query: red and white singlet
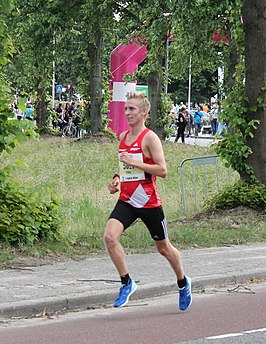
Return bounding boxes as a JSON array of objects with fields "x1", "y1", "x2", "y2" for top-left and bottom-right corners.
[{"x1": 118, "y1": 128, "x2": 162, "y2": 208}]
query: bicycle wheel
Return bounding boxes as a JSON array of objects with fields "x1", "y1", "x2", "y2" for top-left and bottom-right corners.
[
  {"x1": 71, "y1": 126, "x2": 77, "y2": 137},
  {"x1": 62, "y1": 125, "x2": 76, "y2": 138},
  {"x1": 62, "y1": 126, "x2": 70, "y2": 137}
]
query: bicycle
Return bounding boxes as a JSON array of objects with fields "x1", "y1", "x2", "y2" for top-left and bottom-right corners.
[{"x1": 62, "y1": 117, "x2": 77, "y2": 138}]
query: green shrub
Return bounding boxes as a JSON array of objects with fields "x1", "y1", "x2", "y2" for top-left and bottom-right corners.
[
  {"x1": 0, "y1": 179, "x2": 62, "y2": 245},
  {"x1": 207, "y1": 180, "x2": 266, "y2": 211},
  {"x1": 37, "y1": 126, "x2": 61, "y2": 136}
]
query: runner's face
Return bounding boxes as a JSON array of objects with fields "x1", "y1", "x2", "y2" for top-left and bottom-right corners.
[{"x1": 125, "y1": 98, "x2": 146, "y2": 126}]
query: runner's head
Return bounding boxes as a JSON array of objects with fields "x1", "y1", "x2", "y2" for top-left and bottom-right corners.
[{"x1": 126, "y1": 90, "x2": 150, "y2": 118}]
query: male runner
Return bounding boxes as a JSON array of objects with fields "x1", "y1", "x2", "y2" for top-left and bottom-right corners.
[{"x1": 104, "y1": 90, "x2": 192, "y2": 310}]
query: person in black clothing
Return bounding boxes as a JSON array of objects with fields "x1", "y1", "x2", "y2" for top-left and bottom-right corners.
[
  {"x1": 68, "y1": 102, "x2": 75, "y2": 117},
  {"x1": 73, "y1": 106, "x2": 82, "y2": 137},
  {"x1": 54, "y1": 103, "x2": 64, "y2": 129},
  {"x1": 175, "y1": 107, "x2": 187, "y2": 143}
]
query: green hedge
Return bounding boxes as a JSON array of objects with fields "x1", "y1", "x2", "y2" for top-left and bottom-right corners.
[
  {"x1": 207, "y1": 180, "x2": 266, "y2": 211},
  {"x1": 0, "y1": 181, "x2": 62, "y2": 245}
]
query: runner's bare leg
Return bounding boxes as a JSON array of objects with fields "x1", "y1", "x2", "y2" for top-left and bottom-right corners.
[
  {"x1": 104, "y1": 218, "x2": 128, "y2": 276},
  {"x1": 155, "y1": 238, "x2": 185, "y2": 280}
]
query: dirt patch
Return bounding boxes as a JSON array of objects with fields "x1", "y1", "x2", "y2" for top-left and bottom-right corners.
[
  {"x1": 0, "y1": 252, "x2": 71, "y2": 270},
  {"x1": 173, "y1": 206, "x2": 265, "y2": 224},
  {"x1": 0, "y1": 248, "x2": 113, "y2": 270}
]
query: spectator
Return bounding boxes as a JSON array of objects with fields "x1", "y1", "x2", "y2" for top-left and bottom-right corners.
[
  {"x1": 68, "y1": 102, "x2": 75, "y2": 117},
  {"x1": 203, "y1": 103, "x2": 209, "y2": 113},
  {"x1": 24, "y1": 97, "x2": 32, "y2": 106},
  {"x1": 25, "y1": 104, "x2": 33, "y2": 120},
  {"x1": 183, "y1": 108, "x2": 193, "y2": 137},
  {"x1": 64, "y1": 103, "x2": 70, "y2": 123},
  {"x1": 54, "y1": 103, "x2": 64, "y2": 129},
  {"x1": 13, "y1": 104, "x2": 24, "y2": 120},
  {"x1": 193, "y1": 105, "x2": 204, "y2": 137},
  {"x1": 175, "y1": 107, "x2": 187, "y2": 143},
  {"x1": 175, "y1": 102, "x2": 180, "y2": 114},
  {"x1": 210, "y1": 105, "x2": 219, "y2": 135},
  {"x1": 73, "y1": 105, "x2": 82, "y2": 137}
]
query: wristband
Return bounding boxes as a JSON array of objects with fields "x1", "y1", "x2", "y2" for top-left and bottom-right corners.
[{"x1": 113, "y1": 173, "x2": 120, "y2": 180}]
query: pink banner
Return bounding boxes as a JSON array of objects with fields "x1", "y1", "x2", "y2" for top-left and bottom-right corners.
[{"x1": 108, "y1": 42, "x2": 147, "y2": 136}]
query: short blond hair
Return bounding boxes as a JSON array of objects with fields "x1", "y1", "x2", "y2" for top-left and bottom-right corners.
[{"x1": 126, "y1": 90, "x2": 151, "y2": 113}]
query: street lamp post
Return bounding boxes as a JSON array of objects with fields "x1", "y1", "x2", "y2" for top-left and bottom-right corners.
[
  {"x1": 187, "y1": 56, "x2": 192, "y2": 113},
  {"x1": 52, "y1": 35, "x2": 56, "y2": 109},
  {"x1": 164, "y1": 31, "x2": 170, "y2": 94},
  {"x1": 163, "y1": 12, "x2": 172, "y2": 95}
]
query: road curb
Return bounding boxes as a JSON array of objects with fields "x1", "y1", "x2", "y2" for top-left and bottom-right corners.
[{"x1": 1, "y1": 271, "x2": 265, "y2": 319}]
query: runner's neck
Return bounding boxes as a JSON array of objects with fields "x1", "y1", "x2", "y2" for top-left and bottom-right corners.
[{"x1": 127, "y1": 126, "x2": 146, "y2": 144}]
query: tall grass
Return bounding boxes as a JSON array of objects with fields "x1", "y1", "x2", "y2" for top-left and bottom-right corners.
[{"x1": 1, "y1": 136, "x2": 265, "y2": 255}]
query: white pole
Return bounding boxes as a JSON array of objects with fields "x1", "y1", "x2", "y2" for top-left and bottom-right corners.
[
  {"x1": 52, "y1": 35, "x2": 56, "y2": 109},
  {"x1": 163, "y1": 12, "x2": 172, "y2": 94},
  {"x1": 217, "y1": 51, "x2": 224, "y2": 101},
  {"x1": 164, "y1": 31, "x2": 169, "y2": 94},
  {"x1": 187, "y1": 56, "x2": 192, "y2": 112}
]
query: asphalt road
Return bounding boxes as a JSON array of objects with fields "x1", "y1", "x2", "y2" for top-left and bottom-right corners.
[{"x1": 1, "y1": 282, "x2": 265, "y2": 344}]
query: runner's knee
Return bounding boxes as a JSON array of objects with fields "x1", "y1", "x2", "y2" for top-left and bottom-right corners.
[
  {"x1": 156, "y1": 241, "x2": 171, "y2": 257},
  {"x1": 156, "y1": 240, "x2": 178, "y2": 259},
  {"x1": 104, "y1": 231, "x2": 117, "y2": 246},
  {"x1": 104, "y1": 219, "x2": 123, "y2": 246}
]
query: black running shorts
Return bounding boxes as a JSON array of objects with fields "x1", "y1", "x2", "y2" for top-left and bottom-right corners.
[{"x1": 109, "y1": 200, "x2": 168, "y2": 241}]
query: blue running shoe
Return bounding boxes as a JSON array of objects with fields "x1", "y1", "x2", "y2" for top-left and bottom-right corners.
[
  {"x1": 179, "y1": 276, "x2": 192, "y2": 311},
  {"x1": 114, "y1": 279, "x2": 137, "y2": 308}
]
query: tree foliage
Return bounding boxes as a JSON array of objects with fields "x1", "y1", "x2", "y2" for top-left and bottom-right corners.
[
  {"x1": 3, "y1": 0, "x2": 266, "y2": 184},
  {"x1": 0, "y1": 0, "x2": 62, "y2": 245},
  {"x1": 0, "y1": 0, "x2": 36, "y2": 155}
]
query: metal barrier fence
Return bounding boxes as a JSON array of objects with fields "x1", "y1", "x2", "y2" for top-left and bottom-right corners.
[{"x1": 179, "y1": 155, "x2": 239, "y2": 216}]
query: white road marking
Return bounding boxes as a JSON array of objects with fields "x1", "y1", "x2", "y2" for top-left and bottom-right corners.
[{"x1": 207, "y1": 328, "x2": 266, "y2": 340}]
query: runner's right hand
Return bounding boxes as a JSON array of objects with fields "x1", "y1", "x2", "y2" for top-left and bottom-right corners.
[{"x1": 108, "y1": 178, "x2": 119, "y2": 194}]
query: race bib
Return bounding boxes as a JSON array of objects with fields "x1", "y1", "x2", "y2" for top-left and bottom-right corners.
[{"x1": 119, "y1": 153, "x2": 145, "y2": 182}]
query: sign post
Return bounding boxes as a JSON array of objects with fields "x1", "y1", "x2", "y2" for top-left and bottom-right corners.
[{"x1": 56, "y1": 85, "x2": 63, "y2": 94}]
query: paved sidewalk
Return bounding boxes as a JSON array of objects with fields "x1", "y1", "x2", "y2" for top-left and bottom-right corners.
[
  {"x1": 168, "y1": 134, "x2": 214, "y2": 147},
  {"x1": 0, "y1": 243, "x2": 266, "y2": 318}
]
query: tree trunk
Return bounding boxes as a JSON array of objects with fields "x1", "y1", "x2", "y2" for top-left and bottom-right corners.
[
  {"x1": 35, "y1": 86, "x2": 47, "y2": 128},
  {"x1": 242, "y1": 0, "x2": 266, "y2": 184},
  {"x1": 148, "y1": 64, "x2": 164, "y2": 139},
  {"x1": 225, "y1": 40, "x2": 239, "y2": 135},
  {"x1": 88, "y1": 29, "x2": 103, "y2": 134}
]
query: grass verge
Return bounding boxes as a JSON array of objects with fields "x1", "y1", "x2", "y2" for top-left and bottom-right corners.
[{"x1": 0, "y1": 136, "x2": 265, "y2": 267}]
